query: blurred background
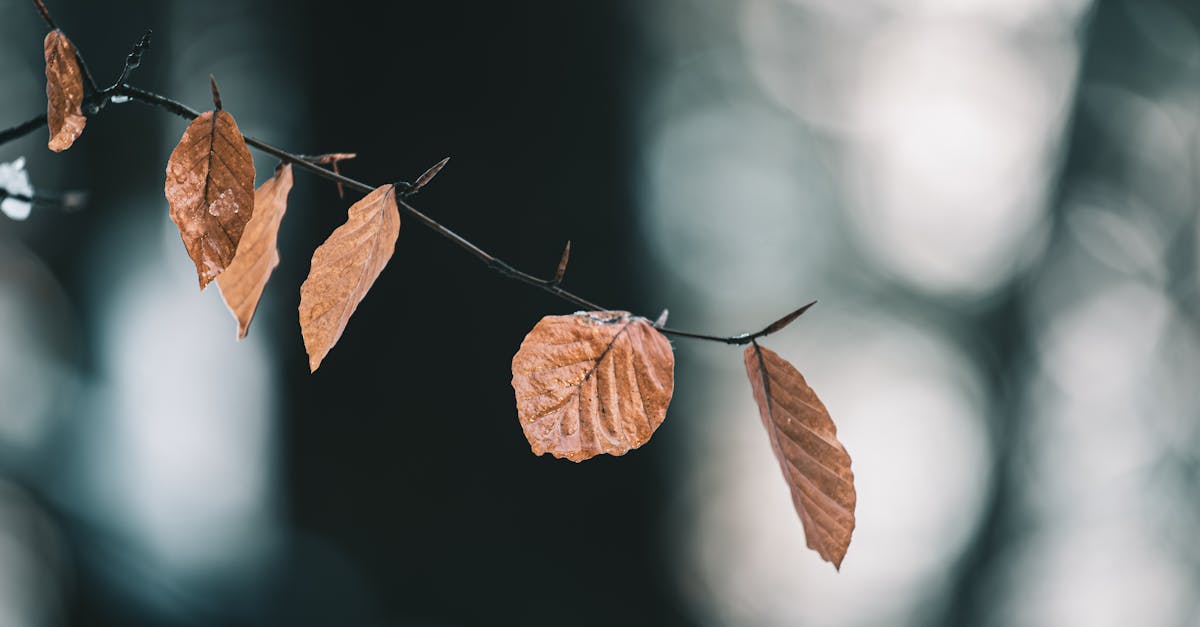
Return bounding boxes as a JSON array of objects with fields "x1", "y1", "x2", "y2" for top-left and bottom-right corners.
[{"x1": 1, "y1": 0, "x2": 1198, "y2": 625}]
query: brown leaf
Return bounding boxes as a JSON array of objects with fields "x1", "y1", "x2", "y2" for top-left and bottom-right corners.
[
  {"x1": 164, "y1": 108, "x2": 256, "y2": 289},
  {"x1": 299, "y1": 184, "x2": 400, "y2": 372},
  {"x1": 744, "y1": 343, "x2": 855, "y2": 569},
  {"x1": 511, "y1": 311, "x2": 675, "y2": 462},
  {"x1": 217, "y1": 164, "x2": 294, "y2": 339},
  {"x1": 44, "y1": 30, "x2": 86, "y2": 152}
]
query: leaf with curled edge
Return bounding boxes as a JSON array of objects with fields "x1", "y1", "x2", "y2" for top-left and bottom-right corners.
[
  {"x1": 299, "y1": 184, "x2": 400, "y2": 372},
  {"x1": 511, "y1": 311, "x2": 675, "y2": 462},
  {"x1": 217, "y1": 164, "x2": 294, "y2": 339},
  {"x1": 44, "y1": 30, "x2": 87, "y2": 152},
  {"x1": 744, "y1": 343, "x2": 855, "y2": 569},
  {"x1": 164, "y1": 108, "x2": 256, "y2": 289}
]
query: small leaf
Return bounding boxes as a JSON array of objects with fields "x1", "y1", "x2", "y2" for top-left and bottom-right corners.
[
  {"x1": 217, "y1": 164, "x2": 294, "y2": 339},
  {"x1": 744, "y1": 343, "x2": 855, "y2": 569},
  {"x1": 653, "y1": 308, "x2": 669, "y2": 328},
  {"x1": 164, "y1": 108, "x2": 256, "y2": 289},
  {"x1": 44, "y1": 30, "x2": 87, "y2": 152},
  {"x1": 0, "y1": 157, "x2": 34, "y2": 221},
  {"x1": 511, "y1": 311, "x2": 675, "y2": 462},
  {"x1": 299, "y1": 184, "x2": 400, "y2": 372}
]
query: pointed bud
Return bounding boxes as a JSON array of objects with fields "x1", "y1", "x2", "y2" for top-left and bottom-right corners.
[
  {"x1": 553, "y1": 240, "x2": 571, "y2": 285},
  {"x1": 209, "y1": 74, "x2": 222, "y2": 110},
  {"x1": 654, "y1": 309, "x2": 669, "y2": 328},
  {"x1": 759, "y1": 300, "x2": 817, "y2": 337}
]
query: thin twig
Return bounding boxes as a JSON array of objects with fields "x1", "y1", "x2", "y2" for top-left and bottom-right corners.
[
  {"x1": 0, "y1": 188, "x2": 86, "y2": 211},
  {"x1": 108, "y1": 28, "x2": 151, "y2": 91},
  {"x1": 0, "y1": 115, "x2": 47, "y2": 145}
]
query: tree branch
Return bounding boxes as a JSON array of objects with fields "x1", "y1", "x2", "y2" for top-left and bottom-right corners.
[{"x1": 2, "y1": 10, "x2": 815, "y2": 347}]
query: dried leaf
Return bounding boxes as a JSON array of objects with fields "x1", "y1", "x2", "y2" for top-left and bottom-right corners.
[
  {"x1": 164, "y1": 108, "x2": 256, "y2": 289},
  {"x1": 744, "y1": 343, "x2": 855, "y2": 569},
  {"x1": 511, "y1": 311, "x2": 675, "y2": 462},
  {"x1": 299, "y1": 184, "x2": 400, "y2": 372},
  {"x1": 217, "y1": 164, "x2": 294, "y2": 339},
  {"x1": 44, "y1": 30, "x2": 86, "y2": 152}
]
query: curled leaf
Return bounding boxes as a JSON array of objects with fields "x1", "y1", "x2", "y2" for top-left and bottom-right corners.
[
  {"x1": 217, "y1": 164, "x2": 294, "y2": 339},
  {"x1": 511, "y1": 311, "x2": 675, "y2": 462},
  {"x1": 744, "y1": 343, "x2": 855, "y2": 569},
  {"x1": 299, "y1": 184, "x2": 400, "y2": 372},
  {"x1": 44, "y1": 30, "x2": 87, "y2": 152},
  {"x1": 164, "y1": 108, "x2": 256, "y2": 289}
]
